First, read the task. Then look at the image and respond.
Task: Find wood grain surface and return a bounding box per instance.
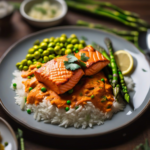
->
[0,0,150,150]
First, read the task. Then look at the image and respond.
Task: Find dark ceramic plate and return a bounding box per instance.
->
[0,26,150,137]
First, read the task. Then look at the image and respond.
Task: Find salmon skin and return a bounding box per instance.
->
[75,46,110,75]
[34,56,84,94]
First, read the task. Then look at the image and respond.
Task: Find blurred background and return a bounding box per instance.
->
[0,0,150,150]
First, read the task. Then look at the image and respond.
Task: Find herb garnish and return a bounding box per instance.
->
[64,54,81,71]
[79,92,83,96]
[51,9,56,15]
[79,61,86,67]
[81,53,89,62]
[107,105,111,109]
[34,7,47,14]
[142,68,147,72]
[134,139,150,150]
[101,96,107,102]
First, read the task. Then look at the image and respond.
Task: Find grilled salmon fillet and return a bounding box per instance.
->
[75,46,110,76]
[34,56,84,94]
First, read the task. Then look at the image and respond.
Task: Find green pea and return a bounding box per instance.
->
[66,100,71,105]
[40,42,47,50]
[32,58,36,62]
[41,87,47,92]
[34,40,40,45]
[37,64,41,68]
[67,38,72,43]
[38,48,43,54]
[91,95,94,99]
[61,48,66,55]
[43,50,49,56]
[34,51,41,59]
[67,44,73,49]
[56,42,60,46]
[59,43,64,48]
[60,37,66,43]
[54,46,61,55]
[43,56,49,63]
[78,44,84,50]
[56,55,61,58]
[23,66,28,71]
[47,47,54,54]
[27,76,31,79]
[65,107,69,111]
[28,48,35,54]
[64,42,68,47]
[79,40,86,45]
[49,37,55,42]
[33,45,39,51]
[54,37,59,43]
[27,60,32,66]
[27,109,31,114]
[13,83,17,89]
[74,44,79,48]
[101,78,105,82]
[71,38,79,44]
[61,34,67,38]
[43,38,49,43]
[70,34,77,38]
[26,54,33,60]
[65,49,72,55]
[19,65,23,70]
[49,54,55,60]
[48,42,55,48]
[16,62,21,68]
[38,58,43,63]
[21,59,27,65]
[73,47,78,52]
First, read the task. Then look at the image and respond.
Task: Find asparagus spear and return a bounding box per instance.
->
[66,1,148,30]
[118,69,130,103]
[105,38,118,88]
[16,129,25,150]
[75,0,139,18]
[77,20,139,36]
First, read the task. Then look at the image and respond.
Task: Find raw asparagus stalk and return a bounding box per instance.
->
[75,0,139,18]
[105,38,118,88]
[77,20,139,36]
[66,1,148,30]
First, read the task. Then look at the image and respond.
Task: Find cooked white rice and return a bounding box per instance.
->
[11,70,134,129]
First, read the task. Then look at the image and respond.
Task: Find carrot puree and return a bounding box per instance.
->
[22,71,115,113]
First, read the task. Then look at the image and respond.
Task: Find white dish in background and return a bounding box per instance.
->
[20,0,67,28]
[0,117,18,150]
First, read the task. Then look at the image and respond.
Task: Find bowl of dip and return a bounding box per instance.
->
[20,0,67,28]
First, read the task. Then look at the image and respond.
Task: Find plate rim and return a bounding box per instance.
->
[0,26,150,137]
[0,117,18,149]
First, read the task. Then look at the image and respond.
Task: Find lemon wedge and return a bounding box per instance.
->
[114,50,134,75]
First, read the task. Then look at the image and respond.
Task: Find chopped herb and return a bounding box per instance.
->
[64,61,81,71]
[91,42,99,49]
[142,68,147,72]
[75,50,79,53]
[89,76,93,78]
[27,76,31,79]
[101,99,106,103]
[68,89,73,94]
[25,97,27,103]
[51,9,56,15]
[99,87,102,88]
[79,60,86,67]
[4,142,8,147]
[31,74,34,77]
[67,54,78,63]
[91,95,94,99]
[75,106,79,110]
[101,96,107,102]
[107,105,111,109]
[79,92,83,96]
[81,53,89,62]
[34,7,47,14]
[97,80,100,83]
[81,36,88,41]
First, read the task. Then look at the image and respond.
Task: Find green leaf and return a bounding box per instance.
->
[133,139,150,150]
[142,69,147,72]
[81,53,89,62]
[79,60,86,67]
[34,7,47,14]
[64,61,81,71]
[67,54,78,63]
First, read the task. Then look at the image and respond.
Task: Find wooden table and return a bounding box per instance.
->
[0,0,150,149]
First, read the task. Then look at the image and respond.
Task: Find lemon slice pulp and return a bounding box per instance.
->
[114,50,134,75]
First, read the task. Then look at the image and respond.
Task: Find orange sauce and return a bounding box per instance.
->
[23,71,114,113]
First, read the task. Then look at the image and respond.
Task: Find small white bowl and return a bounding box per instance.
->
[20,0,67,28]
